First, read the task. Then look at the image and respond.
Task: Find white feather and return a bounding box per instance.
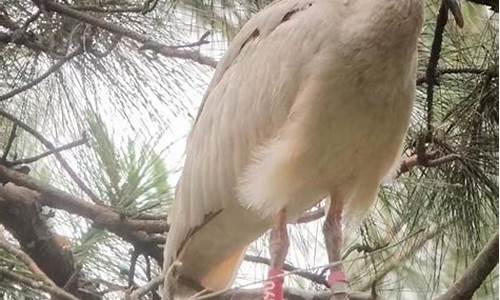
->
[164,0,424,296]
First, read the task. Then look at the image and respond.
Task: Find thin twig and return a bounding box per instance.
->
[359,227,441,291]
[396,151,460,178]
[164,30,211,50]
[417,67,498,86]
[1,123,17,162]
[342,242,389,260]
[127,276,163,300]
[5,135,88,167]
[244,254,328,286]
[0,48,83,102]
[21,10,41,31]
[0,110,103,205]
[128,249,140,288]
[63,264,82,291]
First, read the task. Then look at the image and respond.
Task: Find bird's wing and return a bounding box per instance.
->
[164,0,339,291]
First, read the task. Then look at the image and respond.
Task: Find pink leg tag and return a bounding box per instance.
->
[264,268,284,300]
[328,271,349,295]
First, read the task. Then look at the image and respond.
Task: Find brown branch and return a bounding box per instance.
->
[434,232,499,300]
[425,1,450,137]
[0,184,95,299]
[5,135,88,167]
[396,151,460,177]
[36,0,217,67]
[0,166,168,233]
[0,110,103,205]
[0,167,166,263]
[244,254,329,287]
[0,268,81,300]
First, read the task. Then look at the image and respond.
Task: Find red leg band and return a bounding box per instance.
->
[264,268,284,300]
[328,271,349,295]
[328,271,348,284]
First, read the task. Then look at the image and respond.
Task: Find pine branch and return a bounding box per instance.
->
[0,166,166,263]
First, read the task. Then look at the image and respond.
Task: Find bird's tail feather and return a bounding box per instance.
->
[200,246,247,291]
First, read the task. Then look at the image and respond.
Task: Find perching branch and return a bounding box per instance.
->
[34,0,217,67]
[244,254,328,287]
[126,276,163,300]
[434,232,499,300]
[217,287,374,300]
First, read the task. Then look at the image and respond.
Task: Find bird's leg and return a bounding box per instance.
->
[323,198,348,300]
[265,209,289,300]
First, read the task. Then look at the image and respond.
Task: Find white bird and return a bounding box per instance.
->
[161,0,446,298]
